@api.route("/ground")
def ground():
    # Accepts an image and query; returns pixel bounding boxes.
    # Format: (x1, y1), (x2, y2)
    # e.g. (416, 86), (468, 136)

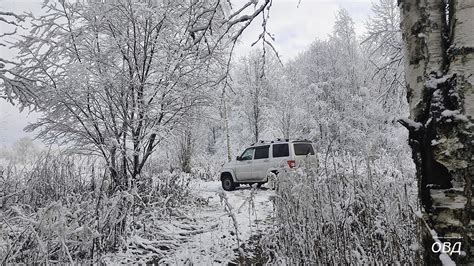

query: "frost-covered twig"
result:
(218, 191), (242, 255)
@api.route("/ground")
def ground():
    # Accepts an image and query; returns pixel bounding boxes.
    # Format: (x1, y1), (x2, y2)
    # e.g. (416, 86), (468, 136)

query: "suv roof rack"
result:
(250, 139), (312, 146)
(250, 138), (294, 146)
(292, 139), (311, 143)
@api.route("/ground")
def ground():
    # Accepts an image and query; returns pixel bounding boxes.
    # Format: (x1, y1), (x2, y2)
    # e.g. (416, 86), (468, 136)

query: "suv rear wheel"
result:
(221, 174), (235, 191)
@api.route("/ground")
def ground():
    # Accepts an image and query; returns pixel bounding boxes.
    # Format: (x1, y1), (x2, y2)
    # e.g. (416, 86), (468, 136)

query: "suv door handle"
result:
(263, 159), (270, 162)
(246, 161), (252, 164)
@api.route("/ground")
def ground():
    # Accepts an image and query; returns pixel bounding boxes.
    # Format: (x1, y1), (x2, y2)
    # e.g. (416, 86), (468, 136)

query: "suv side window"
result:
(272, 144), (289, 158)
(240, 148), (254, 161)
(254, 145), (269, 159)
(293, 143), (315, 155)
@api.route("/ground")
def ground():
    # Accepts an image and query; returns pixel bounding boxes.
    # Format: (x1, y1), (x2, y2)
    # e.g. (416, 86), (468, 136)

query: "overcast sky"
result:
(0, 0), (373, 146)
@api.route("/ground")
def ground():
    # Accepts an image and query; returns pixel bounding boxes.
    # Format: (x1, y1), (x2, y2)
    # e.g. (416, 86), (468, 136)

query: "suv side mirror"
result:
(236, 156), (241, 161)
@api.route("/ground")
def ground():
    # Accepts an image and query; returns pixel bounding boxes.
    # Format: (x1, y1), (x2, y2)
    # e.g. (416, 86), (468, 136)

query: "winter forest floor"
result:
(104, 181), (274, 265)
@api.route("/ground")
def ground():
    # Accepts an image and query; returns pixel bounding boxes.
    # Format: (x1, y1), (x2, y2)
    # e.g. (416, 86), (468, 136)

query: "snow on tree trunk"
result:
(223, 97), (232, 162)
(399, 0), (474, 263)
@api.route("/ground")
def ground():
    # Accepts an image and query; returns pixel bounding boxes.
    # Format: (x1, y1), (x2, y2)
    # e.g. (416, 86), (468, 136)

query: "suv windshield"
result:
(293, 143), (315, 155)
(240, 148), (254, 160)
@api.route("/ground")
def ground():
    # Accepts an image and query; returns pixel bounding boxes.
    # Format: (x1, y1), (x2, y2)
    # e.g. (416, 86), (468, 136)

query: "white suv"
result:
(219, 140), (317, 191)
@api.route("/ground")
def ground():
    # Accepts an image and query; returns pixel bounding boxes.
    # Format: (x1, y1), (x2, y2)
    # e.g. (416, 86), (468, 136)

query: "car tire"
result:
(221, 175), (235, 191)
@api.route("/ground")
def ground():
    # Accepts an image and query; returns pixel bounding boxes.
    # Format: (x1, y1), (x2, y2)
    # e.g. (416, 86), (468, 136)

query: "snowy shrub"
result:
(0, 151), (194, 263)
(0, 153), (103, 263)
(189, 154), (224, 181)
(266, 149), (416, 265)
(264, 149), (417, 264)
(138, 168), (192, 209)
(0, 137), (39, 166)
(1, 201), (99, 263)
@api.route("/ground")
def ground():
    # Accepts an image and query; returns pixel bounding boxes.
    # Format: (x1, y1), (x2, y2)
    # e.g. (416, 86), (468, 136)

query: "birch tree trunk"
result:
(399, 0), (474, 263)
(222, 92), (232, 162)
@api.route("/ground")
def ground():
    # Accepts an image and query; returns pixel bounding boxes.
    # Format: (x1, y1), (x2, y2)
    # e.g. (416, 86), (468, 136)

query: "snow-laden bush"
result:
(137, 166), (193, 208)
(0, 151), (193, 263)
(264, 149), (418, 264)
(189, 153), (224, 181)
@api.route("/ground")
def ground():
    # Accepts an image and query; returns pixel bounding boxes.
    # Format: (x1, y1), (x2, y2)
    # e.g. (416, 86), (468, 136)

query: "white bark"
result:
(400, 0), (474, 263)
(223, 99), (232, 162)
(423, 0), (447, 74)
(449, 0), (474, 118)
(400, 1), (425, 118)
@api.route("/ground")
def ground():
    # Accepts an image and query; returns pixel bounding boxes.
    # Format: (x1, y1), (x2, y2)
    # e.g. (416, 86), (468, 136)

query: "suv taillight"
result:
(287, 160), (296, 169)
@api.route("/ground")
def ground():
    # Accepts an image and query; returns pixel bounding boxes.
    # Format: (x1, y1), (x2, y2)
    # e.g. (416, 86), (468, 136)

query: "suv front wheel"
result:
(221, 174), (235, 191)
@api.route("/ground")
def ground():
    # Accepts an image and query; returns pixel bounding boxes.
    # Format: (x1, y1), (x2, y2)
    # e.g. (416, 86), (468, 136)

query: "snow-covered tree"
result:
(234, 51), (271, 143)
(0, 10), (34, 104)
(363, 0), (405, 112)
(267, 59), (297, 139)
(283, 8), (378, 151)
(3, 0), (276, 191)
(399, 0), (474, 263)
(6, 1), (226, 190)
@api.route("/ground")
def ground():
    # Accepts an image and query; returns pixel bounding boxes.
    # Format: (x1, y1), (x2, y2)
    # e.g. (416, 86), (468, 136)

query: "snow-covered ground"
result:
(105, 181), (275, 265)
(165, 181), (274, 264)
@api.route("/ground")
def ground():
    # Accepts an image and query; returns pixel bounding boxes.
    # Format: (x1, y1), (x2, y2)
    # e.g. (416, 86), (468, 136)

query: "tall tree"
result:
(286, 9), (375, 150)
(2, 0), (274, 190)
(6, 0), (228, 191)
(235, 51), (269, 143)
(399, 0), (474, 263)
(363, 0), (405, 113)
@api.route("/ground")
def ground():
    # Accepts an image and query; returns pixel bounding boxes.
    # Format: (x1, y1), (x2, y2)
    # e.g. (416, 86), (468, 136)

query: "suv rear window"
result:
(273, 144), (289, 158)
(294, 143), (315, 155)
(254, 146), (269, 159)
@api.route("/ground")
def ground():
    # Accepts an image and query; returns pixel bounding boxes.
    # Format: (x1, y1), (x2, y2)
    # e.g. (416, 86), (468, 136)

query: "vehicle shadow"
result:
(234, 185), (268, 191)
